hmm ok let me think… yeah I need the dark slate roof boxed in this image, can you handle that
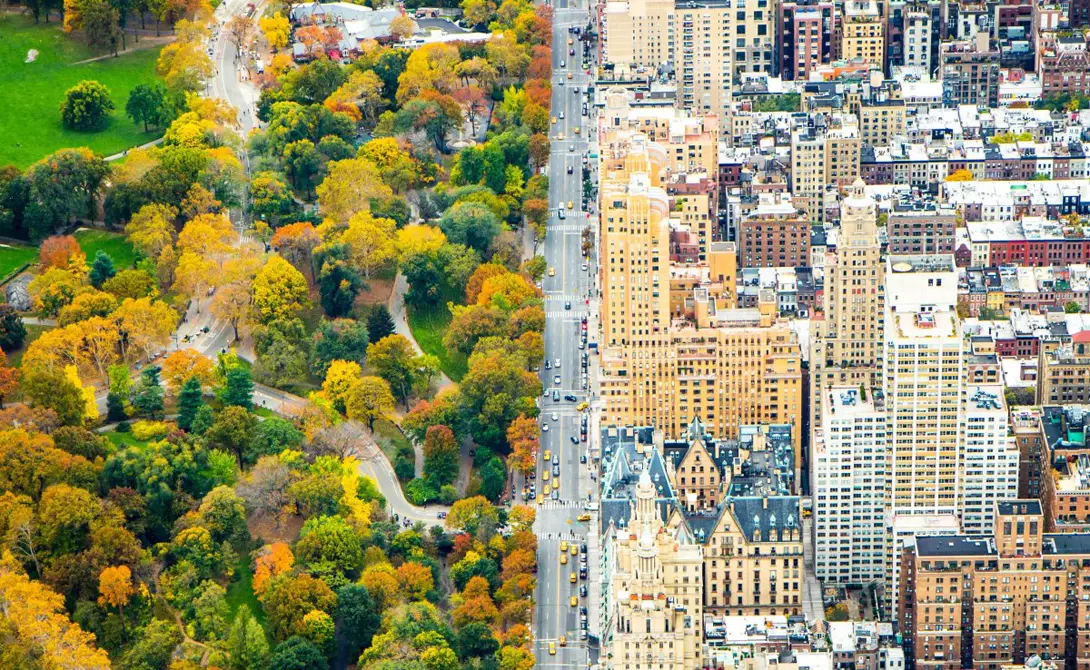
[599,425,677,534]
[663,420,796,498]
[682,509,721,542]
[728,497,801,543]
[997,499,1042,516]
[1044,533,1090,555]
[915,535,995,558]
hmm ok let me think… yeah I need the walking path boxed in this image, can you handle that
[388,272,455,394]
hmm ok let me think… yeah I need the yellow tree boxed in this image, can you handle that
[340,211,398,282]
[396,42,461,103]
[0,562,111,669]
[65,366,98,423]
[114,297,179,363]
[156,40,214,93]
[161,348,216,394]
[946,169,974,182]
[321,360,363,412]
[253,542,294,595]
[396,224,447,262]
[344,376,396,430]
[21,324,92,377]
[259,12,291,50]
[125,203,178,260]
[252,256,310,324]
[173,252,218,313]
[98,564,136,616]
[177,212,237,262]
[315,158,393,224]
[389,13,416,40]
[325,70,386,126]
[77,316,121,379]
[211,252,263,341]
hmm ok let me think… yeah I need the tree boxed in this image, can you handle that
[269,636,328,670]
[253,543,295,596]
[126,82,168,133]
[272,223,320,281]
[253,256,310,324]
[25,148,110,241]
[161,347,215,394]
[250,171,293,225]
[125,203,177,259]
[505,415,538,476]
[228,605,270,670]
[59,80,115,131]
[120,618,183,670]
[439,201,502,253]
[340,210,398,282]
[310,318,369,378]
[366,334,421,407]
[221,365,254,409]
[946,169,974,182]
[0,305,27,351]
[97,564,135,616]
[40,234,85,271]
[316,158,393,225]
[88,250,116,288]
[132,366,165,417]
[114,297,178,361]
[1066,301,1082,314]
[177,375,205,431]
[344,376,396,430]
[296,514,363,581]
[0,351,19,409]
[334,584,380,668]
[423,424,459,487]
[225,14,256,51]
[458,621,499,659]
[207,406,257,466]
[260,573,337,641]
[321,360,363,413]
[259,12,291,50]
[366,306,395,343]
[445,496,499,536]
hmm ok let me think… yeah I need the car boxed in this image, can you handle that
[558,77,564,85]
[554,375,562,385]
[564,393,578,401]
[551,116,557,124]
[555,359,561,368]
[551,412,560,422]
[557,208,565,219]
[552,464,559,476]
[580,453,587,463]
[567,72,573,79]
[552,489,559,500]
[569,48,575,55]
[567,200,574,209]
[565,301,572,310]
[567,165,573,174]
[574,127,580,135]
[559,110,565,119]
[559,635,567,647]
[543,449,551,462]
[549,642,556,655]
[548,267,555,276]
[580,630,588,641]
[553,453,560,464]
[570,544,578,555]
[578,341,585,349]
[541,423,549,432]
[567,37,574,44]
[557,132,565,140]
[580,606,588,615]
[577,513,591,521]
[559,552,565,568]
[579,584,587,597]
[552,390,561,402]
[560,540,568,552]
[545,360,552,369]
[570,595,578,606]
[570,572,577,583]
[542,470,549,481]
[581,543,587,553]
[560,59,565,67]
[570,436,578,444]
[581,262,589,271]
[437,511,447,519]
[577,401,589,411]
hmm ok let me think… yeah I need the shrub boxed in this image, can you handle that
[131,419,170,441]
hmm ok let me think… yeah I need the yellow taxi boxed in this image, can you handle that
[570,544,578,555]
[559,635,567,647]
[570,595,578,606]
[543,483,551,496]
[551,116,557,124]
[569,572,576,583]
[549,642,556,655]
[548,267,555,277]
[543,450,551,462]
[578,513,591,522]
[577,401,588,411]
[567,72,573,79]
[557,132,565,140]
[560,540,569,552]
[560,552,568,565]
[567,201,574,209]
[567,37,573,44]
[542,469,550,481]
[574,126,580,134]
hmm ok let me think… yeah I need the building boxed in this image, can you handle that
[858,78,907,147]
[959,384,1019,535]
[841,0,885,68]
[597,132,804,451]
[899,501,1090,670]
[1010,407,1045,500]
[901,3,934,75]
[884,254,963,517]
[737,193,811,269]
[790,115,861,222]
[1037,332,1090,405]
[606,467,704,670]
[778,1,835,81]
[812,385,889,586]
[809,179,884,438]
[1036,35,1090,98]
[940,35,1000,108]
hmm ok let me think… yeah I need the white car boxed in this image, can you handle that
[541,423,549,432]
[553,375,562,385]
[555,359,561,368]
[551,412,560,421]
[581,263,588,271]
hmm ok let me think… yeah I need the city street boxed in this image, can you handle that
[533,0,598,664]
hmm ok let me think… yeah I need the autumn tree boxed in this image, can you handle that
[97,564,136,616]
[505,414,538,476]
[252,256,310,324]
[161,347,216,394]
[423,424,459,487]
[259,12,290,49]
[340,210,398,283]
[272,222,321,281]
[114,297,178,362]
[39,235,85,271]
[344,376,396,430]
[315,158,393,225]
[366,334,423,407]
[446,496,499,536]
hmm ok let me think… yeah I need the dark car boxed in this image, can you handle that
[564,393,578,401]
[570,436,579,444]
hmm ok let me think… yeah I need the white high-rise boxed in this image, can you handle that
[959,384,1019,535]
[812,386,889,586]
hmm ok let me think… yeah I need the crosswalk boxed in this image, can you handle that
[546,310,587,318]
[548,223,592,232]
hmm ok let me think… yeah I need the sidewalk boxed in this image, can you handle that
[387,272,455,393]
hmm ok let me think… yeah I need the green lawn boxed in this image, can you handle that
[225,550,268,628]
[407,303,468,381]
[8,324,51,369]
[0,15,165,168]
[373,418,414,465]
[74,228,137,269]
[0,244,38,282]
[103,430,152,449]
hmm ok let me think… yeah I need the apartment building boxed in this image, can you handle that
[812,385,890,586]
[607,468,704,670]
[959,384,1019,535]
[940,35,1000,108]
[858,77,907,147]
[790,114,861,222]
[1036,35,1090,98]
[887,206,957,255]
[597,132,803,450]
[1010,407,1045,500]
[841,0,885,68]
[737,193,811,269]
[809,179,884,435]
[1037,332,1090,405]
[901,3,934,74]
[899,501,1090,670]
[777,1,835,81]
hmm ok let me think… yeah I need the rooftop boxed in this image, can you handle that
[916,535,996,557]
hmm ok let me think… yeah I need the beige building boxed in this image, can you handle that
[789,115,861,223]
[841,0,885,68]
[607,469,704,670]
[809,179,885,433]
[599,91,720,176]
[598,131,804,458]
[1037,331,1090,405]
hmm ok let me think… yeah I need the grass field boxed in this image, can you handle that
[0,244,38,281]
[75,228,138,269]
[0,15,165,168]
[373,418,413,464]
[408,302,468,381]
[225,550,268,629]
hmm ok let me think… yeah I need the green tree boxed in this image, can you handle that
[177,375,205,431]
[249,417,305,463]
[423,424,459,487]
[220,365,254,409]
[227,605,270,670]
[191,580,231,641]
[310,318,369,378]
[458,621,499,659]
[1066,301,1082,314]
[261,573,338,641]
[120,618,183,670]
[366,305,395,343]
[438,201,501,253]
[269,636,328,670]
[207,405,257,466]
[132,366,165,418]
[89,250,116,288]
[0,305,27,351]
[295,515,363,582]
[198,484,249,543]
[366,334,422,407]
[22,368,87,426]
[59,80,115,131]
[334,584,381,667]
[126,82,168,132]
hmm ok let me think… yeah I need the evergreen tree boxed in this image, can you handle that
[89,250,116,288]
[366,305,395,343]
[177,375,204,431]
[131,367,164,418]
[221,365,254,409]
[106,391,126,422]
[191,405,215,435]
[228,605,270,670]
